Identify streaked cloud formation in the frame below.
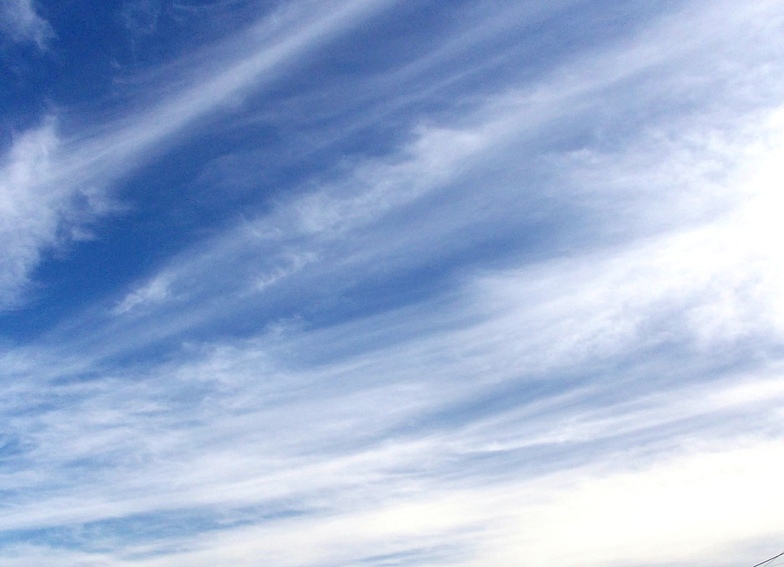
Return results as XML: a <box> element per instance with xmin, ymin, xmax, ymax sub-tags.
<box><xmin>1</xmin><ymin>1</ymin><xmax>784</xmax><ymax>565</ymax></box>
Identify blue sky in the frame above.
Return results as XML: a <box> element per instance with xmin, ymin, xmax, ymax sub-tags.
<box><xmin>2</xmin><ymin>0</ymin><xmax>784</xmax><ymax>565</ymax></box>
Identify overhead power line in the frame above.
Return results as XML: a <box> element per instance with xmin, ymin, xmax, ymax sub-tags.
<box><xmin>752</xmin><ymin>551</ymin><xmax>784</xmax><ymax>567</ymax></box>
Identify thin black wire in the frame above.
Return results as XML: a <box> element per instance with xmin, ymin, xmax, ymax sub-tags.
<box><xmin>752</xmin><ymin>551</ymin><xmax>784</xmax><ymax>567</ymax></box>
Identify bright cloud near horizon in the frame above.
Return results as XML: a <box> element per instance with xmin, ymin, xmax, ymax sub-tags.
<box><xmin>1</xmin><ymin>1</ymin><xmax>784</xmax><ymax>565</ymax></box>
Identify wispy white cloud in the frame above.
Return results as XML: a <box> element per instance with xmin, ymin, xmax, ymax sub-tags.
<box><xmin>113</xmin><ymin>274</ymin><xmax>173</xmax><ymax>315</ymax></box>
<box><xmin>121</xmin><ymin>0</ymin><xmax>161</xmax><ymax>37</ymax></box>
<box><xmin>0</xmin><ymin>0</ymin><xmax>53</xmax><ymax>49</ymax></box>
<box><xmin>0</xmin><ymin>120</ymin><xmax>115</xmax><ymax>307</ymax></box>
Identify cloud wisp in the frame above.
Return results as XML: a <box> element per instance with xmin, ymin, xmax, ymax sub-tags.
<box><xmin>0</xmin><ymin>0</ymin><xmax>53</xmax><ymax>49</ymax></box>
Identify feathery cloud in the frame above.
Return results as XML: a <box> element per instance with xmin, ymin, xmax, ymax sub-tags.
<box><xmin>0</xmin><ymin>0</ymin><xmax>53</xmax><ymax>49</ymax></box>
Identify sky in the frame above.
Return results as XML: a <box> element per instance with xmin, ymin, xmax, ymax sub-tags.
<box><xmin>1</xmin><ymin>0</ymin><xmax>784</xmax><ymax>565</ymax></box>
